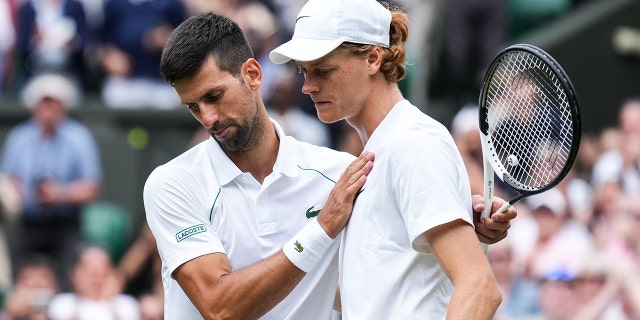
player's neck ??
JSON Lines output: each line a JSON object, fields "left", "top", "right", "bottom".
{"left": 227, "top": 119, "right": 279, "bottom": 184}
{"left": 348, "top": 84, "right": 403, "bottom": 145}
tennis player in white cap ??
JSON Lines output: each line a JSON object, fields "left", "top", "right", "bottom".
{"left": 271, "top": 0, "right": 505, "bottom": 318}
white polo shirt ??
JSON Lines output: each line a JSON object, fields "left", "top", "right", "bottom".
{"left": 144, "top": 120, "right": 355, "bottom": 320}
{"left": 339, "top": 100, "right": 473, "bottom": 319}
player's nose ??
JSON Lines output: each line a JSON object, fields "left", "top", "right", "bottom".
{"left": 301, "top": 77, "right": 319, "bottom": 94}
{"left": 200, "top": 106, "right": 219, "bottom": 128}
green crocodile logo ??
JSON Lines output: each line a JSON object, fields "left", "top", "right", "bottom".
{"left": 294, "top": 240, "right": 304, "bottom": 252}
{"left": 306, "top": 206, "right": 321, "bottom": 218}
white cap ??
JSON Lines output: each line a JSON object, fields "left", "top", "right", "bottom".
{"left": 269, "top": 0, "right": 392, "bottom": 64}
{"left": 525, "top": 188, "right": 568, "bottom": 217}
{"left": 21, "top": 73, "right": 79, "bottom": 110}
{"left": 451, "top": 105, "right": 479, "bottom": 135}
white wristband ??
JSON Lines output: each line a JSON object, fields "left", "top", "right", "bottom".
{"left": 282, "top": 218, "right": 335, "bottom": 273}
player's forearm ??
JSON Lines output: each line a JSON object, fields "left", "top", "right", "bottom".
{"left": 183, "top": 251, "right": 307, "bottom": 320}
{"left": 215, "top": 252, "right": 307, "bottom": 319}
{"left": 446, "top": 279, "right": 502, "bottom": 320}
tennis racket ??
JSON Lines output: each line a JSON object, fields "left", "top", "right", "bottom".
{"left": 479, "top": 44, "right": 581, "bottom": 219}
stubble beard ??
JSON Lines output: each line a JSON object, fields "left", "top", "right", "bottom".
{"left": 210, "top": 95, "right": 263, "bottom": 153}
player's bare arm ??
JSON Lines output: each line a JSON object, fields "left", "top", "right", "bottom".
{"left": 173, "top": 151, "right": 373, "bottom": 319}
{"left": 425, "top": 220, "right": 502, "bottom": 319}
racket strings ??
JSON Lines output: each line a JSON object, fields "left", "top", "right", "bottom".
{"left": 485, "top": 52, "right": 574, "bottom": 190}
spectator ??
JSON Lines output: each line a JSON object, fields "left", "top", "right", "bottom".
{"left": 534, "top": 268, "right": 581, "bottom": 320}
{"left": 506, "top": 188, "right": 595, "bottom": 318}
{"left": 450, "top": 104, "right": 485, "bottom": 195}
{"left": 515, "top": 189, "right": 594, "bottom": 279}
{"left": 47, "top": 246, "right": 141, "bottom": 320}
{"left": 591, "top": 98, "right": 640, "bottom": 196}
{"left": 99, "top": 0, "right": 186, "bottom": 109}
{"left": 15, "top": 0, "right": 88, "bottom": 89}
{"left": 0, "top": 73, "right": 102, "bottom": 291}
{"left": 572, "top": 254, "right": 628, "bottom": 320}
{"left": 0, "top": 0, "right": 15, "bottom": 100}
{"left": 2, "top": 255, "right": 60, "bottom": 320}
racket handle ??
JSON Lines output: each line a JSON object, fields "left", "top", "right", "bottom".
{"left": 481, "top": 198, "right": 513, "bottom": 220}
{"left": 480, "top": 198, "right": 493, "bottom": 219}
{"left": 481, "top": 156, "right": 494, "bottom": 220}
{"left": 496, "top": 202, "right": 512, "bottom": 214}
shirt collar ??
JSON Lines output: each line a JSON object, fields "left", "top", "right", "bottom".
{"left": 206, "top": 118, "right": 299, "bottom": 186}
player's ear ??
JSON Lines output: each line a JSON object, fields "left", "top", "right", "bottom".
{"left": 366, "top": 46, "right": 383, "bottom": 75}
{"left": 242, "top": 58, "right": 262, "bottom": 91}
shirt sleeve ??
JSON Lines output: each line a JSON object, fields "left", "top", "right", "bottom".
{"left": 144, "top": 164, "right": 225, "bottom": 276}
{"left": 389, "top": 132, "right": 473, "bottom": 253}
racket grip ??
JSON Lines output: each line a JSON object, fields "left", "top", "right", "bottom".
{"left": 481, "top": 156, "right": 494, "bottom": 220}
{"left": 496, "top": 202, "right": 512, "bottom": 214}
{"left": 481, "top": 199, "right": 513, "bottom": 220}
{"left": 480, "top": 199, "right": 493, "bottom": 219}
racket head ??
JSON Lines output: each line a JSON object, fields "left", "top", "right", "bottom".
{"left": 478, "top": 44, "right": 581, "bottom": 201}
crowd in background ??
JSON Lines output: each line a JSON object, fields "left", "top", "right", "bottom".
{"left": 0, "top": 0, "right": 633, "bottom": 319}
{"left": 453, "top": 98, "right": 640, "bottom": 320}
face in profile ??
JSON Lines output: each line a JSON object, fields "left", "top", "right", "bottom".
{"left": 297, "top": 48, "right": 372, "bottom": 125}
{"left": 174, "top": 57, "right": 264, "bottom": 153}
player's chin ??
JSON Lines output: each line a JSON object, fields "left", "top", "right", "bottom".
{"left": 316, "top": 112, "right": 341, "bottom": 125}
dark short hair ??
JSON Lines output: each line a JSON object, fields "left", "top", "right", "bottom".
{"left": 160, "top": 13, "right": 254, "bottom": 85}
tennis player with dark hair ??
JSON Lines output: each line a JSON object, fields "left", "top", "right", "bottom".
{"left": 270, "top": 0, "right": 504, "bottom": 318}
{"left": 145, "top": 10, "right": 514, "bottom": 320}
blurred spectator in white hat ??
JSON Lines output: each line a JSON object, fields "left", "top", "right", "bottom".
{"left": 0, "top": 72, "right": 102, "bottom": 291}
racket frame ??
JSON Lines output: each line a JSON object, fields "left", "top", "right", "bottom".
{"left": 479, "top": 44, "right": 582, "bottom": 218}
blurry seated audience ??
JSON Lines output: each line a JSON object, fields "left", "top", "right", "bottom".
{"left": 553, "top": 167, "right": 594, "bottom": 229}
{"left": 593, "top": 195, "right": 640, "bottom": 267}
{"left": 572, "top": 254, "right": 630, "bottom": 320}
{"left": 47, "top": 246, "right": 141, "bottom": 320}
{"left": 15, "top": 0, "right": 88, "bottom": 88}
{"left": 451, "top": 104, "right": 485, "bottom": 195}
{"left": 591, "top": 98, "right": 640, "bottom": 196}
{"left": 0, "top": 73, "right": 102, "bottom": 291}
{"left": 0, "top": 0, "right": 15, "bottom": 100}
{"left": 266, "top": 67, "right": 331, "bottom": 147}
{"left": 2, "top": 255, "right": 60, "bottom": 320}
{"left": 99, "top": 0, "right": 186, "bottom": 109}
{"left": 505, "top": 189, "right": 595, "bottom": 318}
{"left": 512, "top": 189, "right": 594, "bottom": 279}
{"left": 533, "top": 268, "right": 581, "bottom": 320}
